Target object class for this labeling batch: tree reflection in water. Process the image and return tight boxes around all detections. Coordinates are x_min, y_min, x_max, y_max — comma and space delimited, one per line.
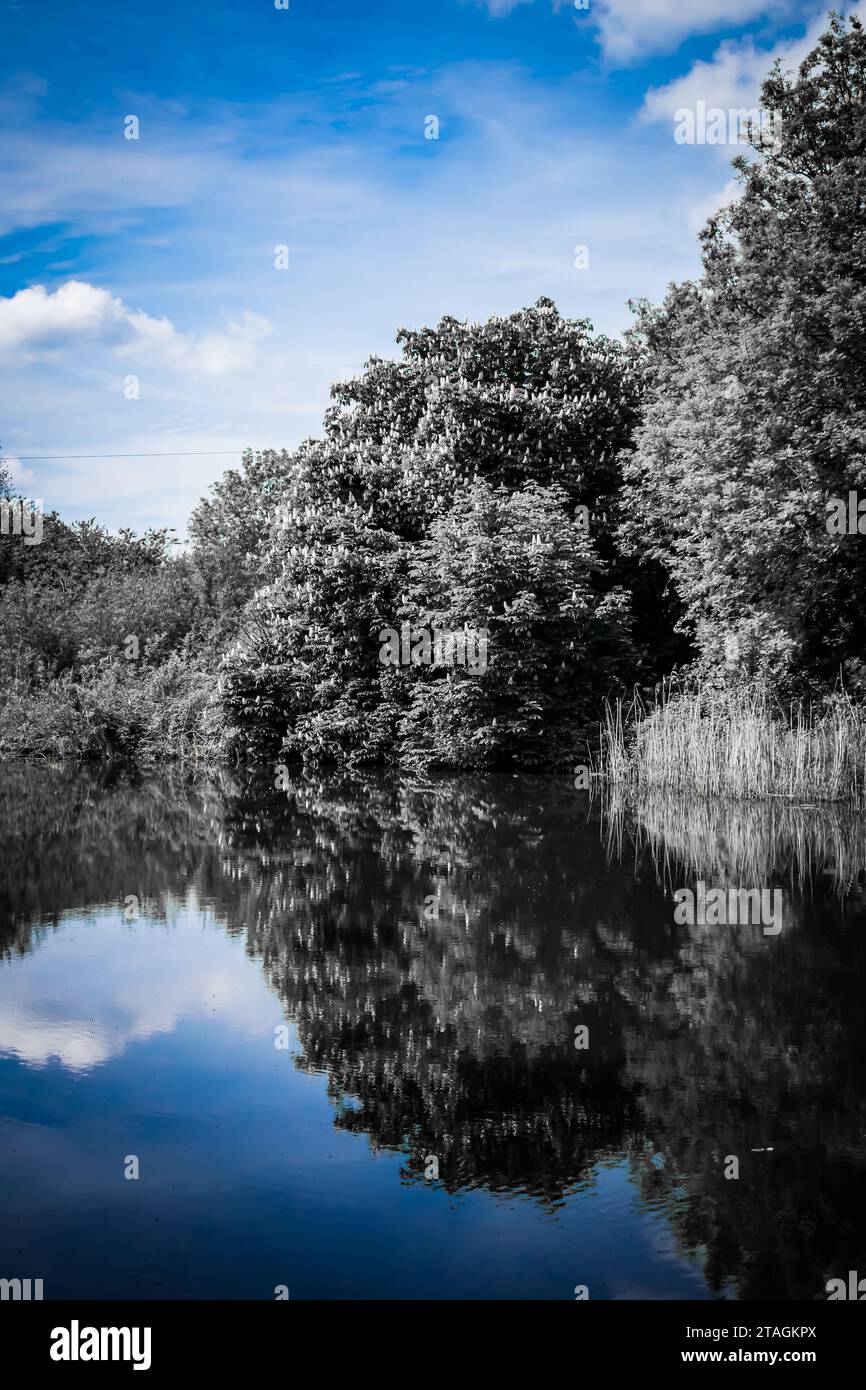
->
2, 764, 865, 1298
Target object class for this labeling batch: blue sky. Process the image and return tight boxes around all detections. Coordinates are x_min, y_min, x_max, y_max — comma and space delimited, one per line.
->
0, 0, 855, 535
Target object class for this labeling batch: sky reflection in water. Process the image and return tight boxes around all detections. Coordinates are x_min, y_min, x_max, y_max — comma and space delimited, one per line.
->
1, 766, 865, 1299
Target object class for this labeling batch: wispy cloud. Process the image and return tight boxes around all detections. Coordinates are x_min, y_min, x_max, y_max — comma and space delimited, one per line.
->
0, 54, 710, 532
594, 0, 796, 65
6, 0, 835, 534
488, 0, 536, 14
471, 0, 797, 62
641, 3, 863, 130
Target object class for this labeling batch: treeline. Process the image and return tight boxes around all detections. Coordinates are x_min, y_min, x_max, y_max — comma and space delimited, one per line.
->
0, 497, 220, 761
2, 13, 864, 771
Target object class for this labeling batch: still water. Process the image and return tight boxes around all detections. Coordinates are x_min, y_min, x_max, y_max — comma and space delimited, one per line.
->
1, 766, 865, 1300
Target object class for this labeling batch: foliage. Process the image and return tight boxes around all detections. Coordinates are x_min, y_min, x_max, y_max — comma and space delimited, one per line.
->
0, 654, 222, 763
187, 448, 296, 644
218, 300, 655, 768
621, 13, 866, 694
396, 479, 633, 769
0, 509, 216, 762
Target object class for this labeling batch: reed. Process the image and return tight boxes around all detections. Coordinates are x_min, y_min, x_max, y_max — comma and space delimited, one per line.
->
600, 679, 866, 805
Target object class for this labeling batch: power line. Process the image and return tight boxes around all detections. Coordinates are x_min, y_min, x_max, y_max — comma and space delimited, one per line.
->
0, 450, 246, 461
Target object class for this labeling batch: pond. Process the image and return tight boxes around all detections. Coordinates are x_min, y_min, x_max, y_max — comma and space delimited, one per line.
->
1, 765, 865, 1300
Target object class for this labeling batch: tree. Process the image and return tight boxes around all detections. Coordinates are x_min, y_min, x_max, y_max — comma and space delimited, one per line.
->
217, 300, 651, 768
622, 13, 866, 693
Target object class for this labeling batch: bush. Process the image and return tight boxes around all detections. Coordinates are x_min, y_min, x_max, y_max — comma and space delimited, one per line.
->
0, 656, 223, 763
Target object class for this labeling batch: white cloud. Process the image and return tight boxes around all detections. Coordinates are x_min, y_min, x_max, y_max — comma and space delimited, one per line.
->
594, 0, 793, 65
642, 37, 797, 130
641, 4, 865, 130
474, 0, 796, 61
685, 178, 741, 232
476, 0, 535, 14
0, 279, 272, 375
0, 280, 127, 352
0, 906, 274, 1072
122, 306, 272, 375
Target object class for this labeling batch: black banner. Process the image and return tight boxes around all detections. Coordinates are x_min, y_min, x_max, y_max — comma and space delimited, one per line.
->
2, 1298, 860, 1376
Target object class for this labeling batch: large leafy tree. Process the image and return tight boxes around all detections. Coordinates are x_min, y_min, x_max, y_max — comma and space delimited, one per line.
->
217, 299, 654, 768
622, 13, 866, 692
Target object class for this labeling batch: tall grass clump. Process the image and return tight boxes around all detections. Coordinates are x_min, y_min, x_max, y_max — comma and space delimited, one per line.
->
601, 680, 866, 805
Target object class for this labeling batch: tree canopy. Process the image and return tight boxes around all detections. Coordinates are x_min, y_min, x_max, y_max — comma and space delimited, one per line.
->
215, 300, 666, 768
622, 12, 866, 694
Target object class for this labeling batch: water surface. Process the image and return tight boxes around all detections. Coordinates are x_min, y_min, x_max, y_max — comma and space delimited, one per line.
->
1, 767, 865, 1299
